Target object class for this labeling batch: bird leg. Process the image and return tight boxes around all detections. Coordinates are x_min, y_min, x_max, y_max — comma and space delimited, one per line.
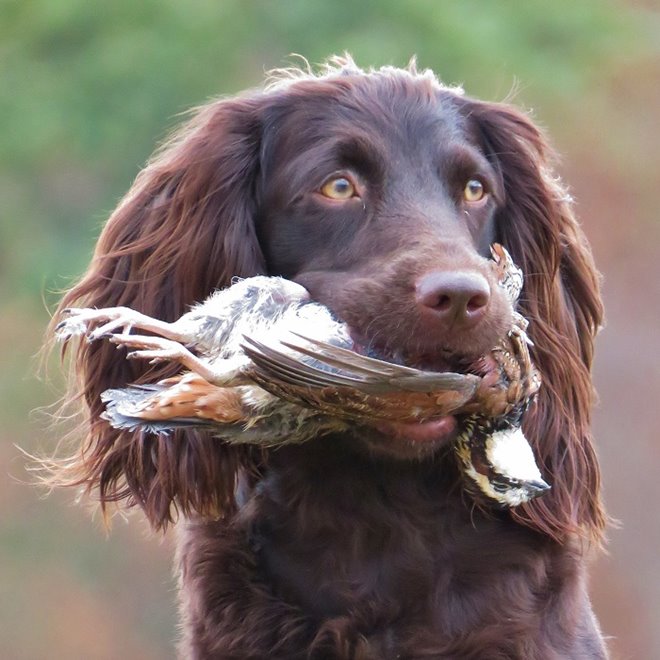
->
56, 306, 193, 344
507, 315, 539, 390
107, 333, 249, 387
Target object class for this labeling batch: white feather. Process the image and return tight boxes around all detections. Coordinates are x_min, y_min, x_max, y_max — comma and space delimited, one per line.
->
485, 427, 543, 483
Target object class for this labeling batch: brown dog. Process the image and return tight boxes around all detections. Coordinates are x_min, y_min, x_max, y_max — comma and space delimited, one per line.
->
48, 57, 607, 658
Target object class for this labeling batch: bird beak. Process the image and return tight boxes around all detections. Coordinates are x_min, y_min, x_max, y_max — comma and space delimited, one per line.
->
524, 478, 551, 499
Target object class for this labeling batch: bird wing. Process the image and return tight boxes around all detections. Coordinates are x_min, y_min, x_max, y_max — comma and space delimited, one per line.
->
240, 334, 481, 421
241, 334, 479, 396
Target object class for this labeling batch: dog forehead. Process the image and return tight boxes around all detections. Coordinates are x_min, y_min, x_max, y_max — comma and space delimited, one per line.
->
262, 74, 469, 158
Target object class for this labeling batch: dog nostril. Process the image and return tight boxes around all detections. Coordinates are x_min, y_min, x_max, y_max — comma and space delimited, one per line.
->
466, 291, 489, 313
415, 271, 491, 326
436, 294, 452, 312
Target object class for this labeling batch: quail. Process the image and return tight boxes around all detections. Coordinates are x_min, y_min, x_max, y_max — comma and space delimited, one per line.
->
56, 245, 549, 506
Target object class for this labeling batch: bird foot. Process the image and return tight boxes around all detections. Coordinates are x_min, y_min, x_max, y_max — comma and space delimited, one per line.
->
55, 306, 186, 344
56, 306, 154, 341
107, 332, 243, 385
108, 333, 192, 365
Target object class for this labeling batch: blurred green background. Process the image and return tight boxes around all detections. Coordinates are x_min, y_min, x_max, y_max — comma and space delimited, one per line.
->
1, 1, 658, 657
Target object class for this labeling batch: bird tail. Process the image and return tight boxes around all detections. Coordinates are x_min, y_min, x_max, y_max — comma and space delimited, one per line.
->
100, 373, 246, 433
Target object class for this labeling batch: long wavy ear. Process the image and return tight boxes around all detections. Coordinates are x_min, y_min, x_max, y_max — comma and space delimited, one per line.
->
463, 99, 606, 545
46, 93, 267, 529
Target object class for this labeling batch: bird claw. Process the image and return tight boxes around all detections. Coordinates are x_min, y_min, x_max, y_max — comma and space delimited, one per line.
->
88, 320, 135, 342
508, 323, 534, 348
55, 306, 146, 342
55, 313, 92, 341
110, 333, 190, 365
125, 350, 174, 364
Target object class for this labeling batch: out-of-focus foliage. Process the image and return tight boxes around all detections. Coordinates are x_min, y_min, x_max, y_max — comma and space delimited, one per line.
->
0, 0, 644, 303
1, 1, 658, 658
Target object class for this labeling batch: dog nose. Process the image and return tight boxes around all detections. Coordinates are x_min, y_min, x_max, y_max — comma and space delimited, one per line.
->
415, 271, 490, 327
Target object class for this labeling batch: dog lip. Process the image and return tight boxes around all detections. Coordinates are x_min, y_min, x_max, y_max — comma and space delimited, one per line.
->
374, 416, 458, 445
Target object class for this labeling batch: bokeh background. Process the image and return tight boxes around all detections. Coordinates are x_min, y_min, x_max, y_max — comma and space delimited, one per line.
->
1, 1, 658, 658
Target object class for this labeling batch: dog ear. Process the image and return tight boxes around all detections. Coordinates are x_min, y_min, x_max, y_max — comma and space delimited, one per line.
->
464, 99, 606, 545
48, 94, 269, 529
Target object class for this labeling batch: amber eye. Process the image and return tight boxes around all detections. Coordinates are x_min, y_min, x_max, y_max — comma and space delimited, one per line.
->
320, 176, 356, 200
463, 179, 485, 203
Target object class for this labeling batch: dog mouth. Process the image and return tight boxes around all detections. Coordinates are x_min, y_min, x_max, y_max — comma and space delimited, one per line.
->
348, 333, 493, 451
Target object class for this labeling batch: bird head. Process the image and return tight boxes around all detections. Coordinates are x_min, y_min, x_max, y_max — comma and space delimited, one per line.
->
456, 421, 550, 508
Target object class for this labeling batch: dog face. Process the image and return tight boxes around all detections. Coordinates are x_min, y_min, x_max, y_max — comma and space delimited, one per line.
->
50, 61, 604, 541
257, 75, 512, 372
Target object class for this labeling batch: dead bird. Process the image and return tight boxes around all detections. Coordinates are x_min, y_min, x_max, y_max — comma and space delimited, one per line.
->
56, 276, 480, 430
56, 245, 548, 505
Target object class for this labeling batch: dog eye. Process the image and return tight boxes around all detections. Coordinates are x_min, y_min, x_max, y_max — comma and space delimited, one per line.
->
320, 176, 356, 200
463, 179, 486, 203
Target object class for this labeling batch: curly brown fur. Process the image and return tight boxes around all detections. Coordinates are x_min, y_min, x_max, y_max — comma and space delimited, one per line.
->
43, 56, 607, 658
